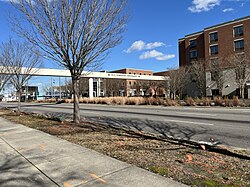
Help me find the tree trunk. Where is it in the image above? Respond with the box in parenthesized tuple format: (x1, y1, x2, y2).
(240, 85, 244, 99)
(17, 90, 21, 114)
(72, 77, 80, 124)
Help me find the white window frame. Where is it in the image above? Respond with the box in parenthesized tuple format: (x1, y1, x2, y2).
(234, 39, 244, 51)
(209, 44, 219, 56)
(209, 31, 218, 44)
(233, 24, 244, 37)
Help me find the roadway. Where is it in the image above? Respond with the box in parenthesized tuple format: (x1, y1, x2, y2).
(0, 102, 250, 149)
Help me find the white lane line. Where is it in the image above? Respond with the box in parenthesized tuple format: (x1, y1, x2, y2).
(176, 112, 217, 116)
(164, 119, 214, 126)
(82, 111, 99, 115)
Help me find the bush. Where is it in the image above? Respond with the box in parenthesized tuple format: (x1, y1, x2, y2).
(201, 97, 211, 106)
(232, 96, 240, 107)
(213, 96, 223, 106)
(165, 99, 178, 106)
(185, 97, 196, 106)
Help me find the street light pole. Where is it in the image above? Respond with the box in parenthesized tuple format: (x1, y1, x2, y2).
(51, 77, 53, 99)
(59, 76, 61, 99)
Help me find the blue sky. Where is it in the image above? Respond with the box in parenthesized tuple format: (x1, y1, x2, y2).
(0, 0, 250, 72)
(0, 0, 250, 93)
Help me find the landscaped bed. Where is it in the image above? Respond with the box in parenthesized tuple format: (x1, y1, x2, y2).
(0, 108, 249, 187)
(37, 96, 250, 107)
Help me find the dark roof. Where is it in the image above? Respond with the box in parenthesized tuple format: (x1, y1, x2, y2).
(204, 15, 250, 30)
(179, 15, 250, 40)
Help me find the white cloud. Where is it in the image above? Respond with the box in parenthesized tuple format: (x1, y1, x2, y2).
(146, 42, 165, 50)
(223, 8, 234, 12)
(188, 0, 221, 13)
(139, 50, 175, 61)
(156, 54, 176, 61)
(124, 40, 165, 53)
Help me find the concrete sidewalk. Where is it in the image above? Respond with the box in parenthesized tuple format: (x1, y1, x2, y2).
(0, 117, 187, 187)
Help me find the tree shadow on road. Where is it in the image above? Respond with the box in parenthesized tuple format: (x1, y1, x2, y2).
(84, 116, 250, 160)
(87, 116, 208, 145)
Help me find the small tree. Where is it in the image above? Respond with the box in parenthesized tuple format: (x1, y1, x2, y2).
(0, 66, 11, 93)
(11, 0, 128, 124)
(189, 59, 207, 97)
(142, 80, 165, 97)
(168, 66, 190, 100)
(208, 58, 229, 97)
(227, 53, 250, 98)
(0, 39, 42, 113)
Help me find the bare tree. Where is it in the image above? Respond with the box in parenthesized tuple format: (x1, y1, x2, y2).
(0, 66, 11, 93)
(105, 79, 124, 96)
(208, 58, 229, 97)
(11, 0, 128, 124)
(141, 80, 166, 97)
(168, 66, 190, 100)
(189, 59, 207, 97)
(227, 53, 250, 98)
(0, 39, 42, 113)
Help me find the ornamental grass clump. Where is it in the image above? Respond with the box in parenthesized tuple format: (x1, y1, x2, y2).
(185, 97, 196, 106)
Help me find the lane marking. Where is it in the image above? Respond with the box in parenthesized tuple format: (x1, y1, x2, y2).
(176, 112, 217, 117)
(90, 173, 106, 183)
(82, 111, 99, 115)
(164, 119, 214, 126)
(63, 182, 74, 187)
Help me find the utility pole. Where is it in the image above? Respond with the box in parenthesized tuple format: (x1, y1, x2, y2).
(51, 77, 53, 99)
(59, 76, 61, 99)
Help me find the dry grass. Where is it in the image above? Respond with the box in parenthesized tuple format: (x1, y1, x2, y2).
(36, 96, 247, 108)
(63, 97, 178, 106)
(185, 97, 196, 106)
(0, 109, 250, 187)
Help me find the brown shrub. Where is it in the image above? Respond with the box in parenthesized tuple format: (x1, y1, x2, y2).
(232, 96, 240, 107)
(165, 99, 178, 106)
(185, 97, 196, 106)
(202, 97, 211, 106)
(213, 96, 223, 106)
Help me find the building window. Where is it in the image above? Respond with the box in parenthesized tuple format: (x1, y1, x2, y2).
(129, 81, 132, 85)
(209, 32, 218, 43)
(210, 45, 218, 56)
(189, 40, 197, 48)
(234, 25, 244, 37)
(211, 71, 218, 81)
(234, 40, 244, 51)
(189, 50, 197, 59)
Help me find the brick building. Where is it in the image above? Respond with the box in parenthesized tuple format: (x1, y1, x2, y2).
(179, 16, 250, 66)
(107, 68, 153, 97)
(178, 16, 250, 98)
(77, 68, 166, 97)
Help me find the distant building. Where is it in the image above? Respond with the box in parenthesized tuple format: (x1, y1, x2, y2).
(77, 68, 166, 97)
(21, 86, 39, 101)
(107, 68, 153, 97)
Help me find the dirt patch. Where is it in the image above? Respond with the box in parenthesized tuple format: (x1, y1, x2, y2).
(0, 109, 249, 187)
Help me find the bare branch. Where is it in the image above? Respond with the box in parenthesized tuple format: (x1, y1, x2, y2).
(0, 39, 43, 112)
(10, 0, 128, 123)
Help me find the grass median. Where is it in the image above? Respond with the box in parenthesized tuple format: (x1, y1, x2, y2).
(0, 108, 249, 187)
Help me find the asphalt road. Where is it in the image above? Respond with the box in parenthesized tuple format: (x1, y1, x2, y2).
(1, 102, 250, 149)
